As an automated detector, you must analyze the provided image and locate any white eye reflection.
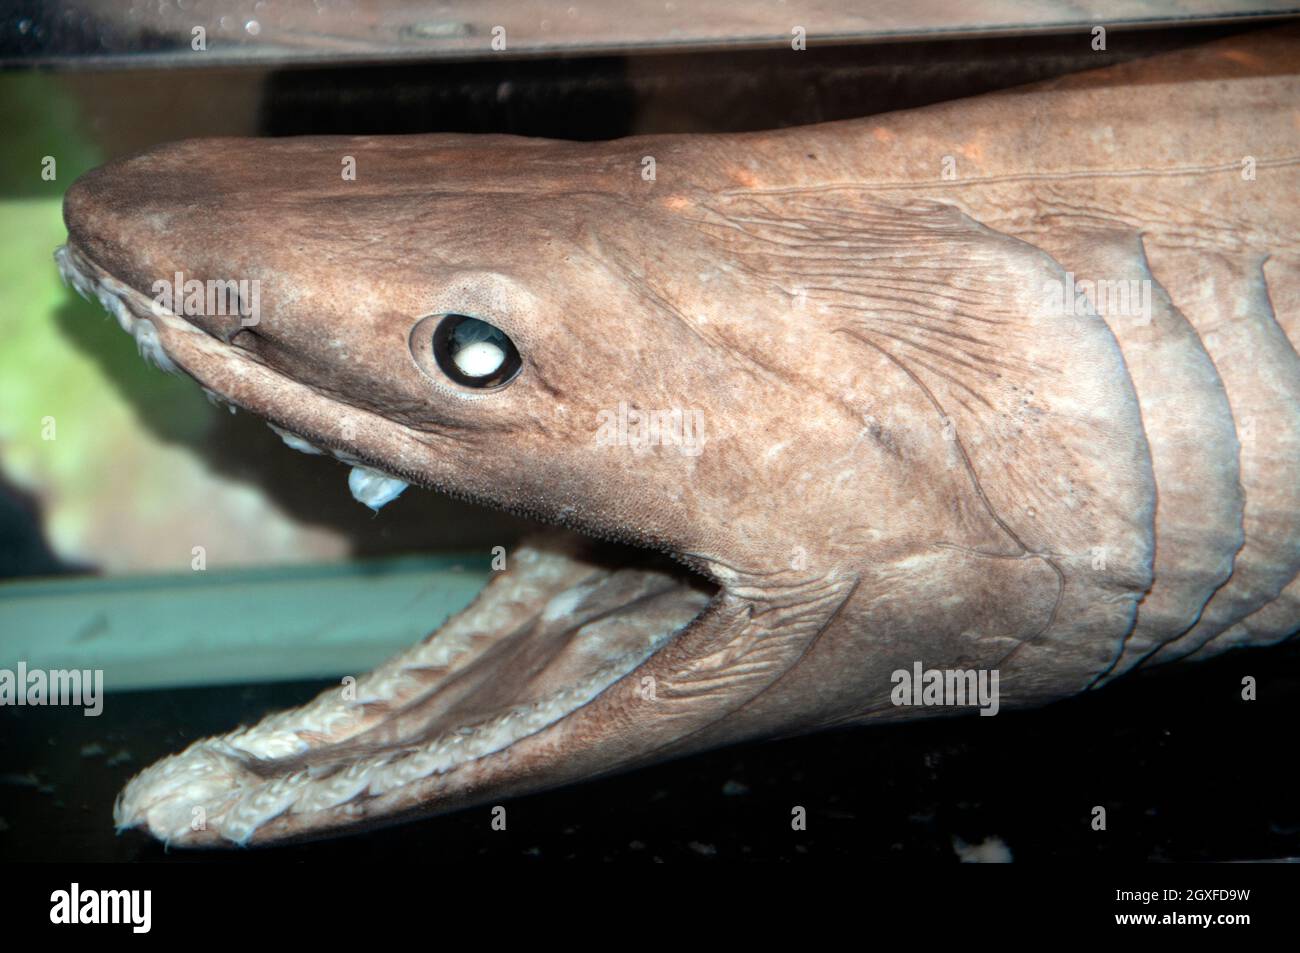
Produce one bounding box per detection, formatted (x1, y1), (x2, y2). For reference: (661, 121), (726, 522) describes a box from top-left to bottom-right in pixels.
(451, 319), (507, 377)
(453, 340), (505, 377)
(416, 313), (522, 389)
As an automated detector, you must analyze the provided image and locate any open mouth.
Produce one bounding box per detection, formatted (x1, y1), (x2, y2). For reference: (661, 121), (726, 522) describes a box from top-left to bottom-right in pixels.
(54, 242), (720, 847)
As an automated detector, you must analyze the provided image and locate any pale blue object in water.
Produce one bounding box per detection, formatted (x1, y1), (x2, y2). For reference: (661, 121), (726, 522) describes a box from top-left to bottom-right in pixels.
(0, 555), (490, 691)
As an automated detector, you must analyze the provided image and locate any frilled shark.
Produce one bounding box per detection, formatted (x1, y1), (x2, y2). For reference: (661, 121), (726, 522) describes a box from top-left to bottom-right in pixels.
(55, 26), (1300, 846)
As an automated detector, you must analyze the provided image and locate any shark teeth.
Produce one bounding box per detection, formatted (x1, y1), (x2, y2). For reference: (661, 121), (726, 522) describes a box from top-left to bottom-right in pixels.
(268, 423), (324, 456)
(56, 244), (179, 375)
(57, 244), (411, 513)
(54, 244), (94, 301)
(347, 466), (409, 511)
(127, 314), (178, 374)
(202, 387), (238, 414)
(268, 423), (408, 510)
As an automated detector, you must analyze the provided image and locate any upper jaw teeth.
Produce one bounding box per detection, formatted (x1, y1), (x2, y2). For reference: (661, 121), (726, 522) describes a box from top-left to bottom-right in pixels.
(202, 387), (238, 414)
(57, 244), (411, 513)
(347, 466), (409, 511)
(55, 244), (94, 300)
(268, 424), (409, 511)
(268, 423), (324, 456)
(55, 244), (179, 375)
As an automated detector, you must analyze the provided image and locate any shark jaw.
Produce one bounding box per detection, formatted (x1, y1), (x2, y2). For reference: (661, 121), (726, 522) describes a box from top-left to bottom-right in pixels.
(116, 538), (714, 847)
(55, 242), (721, 847)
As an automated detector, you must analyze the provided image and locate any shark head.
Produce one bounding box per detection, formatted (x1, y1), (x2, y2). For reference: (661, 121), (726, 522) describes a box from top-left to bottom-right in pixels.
(60, 134), (887, 563)
(58, 134), (890, 846)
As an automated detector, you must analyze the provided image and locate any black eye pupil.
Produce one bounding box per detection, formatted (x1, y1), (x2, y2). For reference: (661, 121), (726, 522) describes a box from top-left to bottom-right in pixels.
(431, 314), (521, 388)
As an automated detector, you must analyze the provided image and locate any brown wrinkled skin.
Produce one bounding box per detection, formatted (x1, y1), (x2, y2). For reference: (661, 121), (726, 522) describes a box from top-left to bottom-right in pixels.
(62, 27), (1299, 845)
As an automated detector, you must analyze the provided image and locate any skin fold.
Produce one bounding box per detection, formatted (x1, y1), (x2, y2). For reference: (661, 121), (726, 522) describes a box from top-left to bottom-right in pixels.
(55, 26), (1299, 846)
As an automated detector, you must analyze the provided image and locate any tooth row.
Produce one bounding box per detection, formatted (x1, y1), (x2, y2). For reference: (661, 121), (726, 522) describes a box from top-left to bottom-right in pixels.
(115, 620), (674, 846)
(238, 543), (599, 760)
(57, 245), (410, 511)
(268, 422), (409, 510)
(55, 245), (178, 374)
(202, 388), (238, 415)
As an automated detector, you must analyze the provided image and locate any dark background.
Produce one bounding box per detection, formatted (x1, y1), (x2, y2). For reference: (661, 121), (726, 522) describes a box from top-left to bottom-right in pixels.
(3, 639), (1297, 862)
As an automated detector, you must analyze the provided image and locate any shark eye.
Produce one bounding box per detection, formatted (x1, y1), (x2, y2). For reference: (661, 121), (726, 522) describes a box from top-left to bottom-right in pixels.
(421, 314), (522, 389)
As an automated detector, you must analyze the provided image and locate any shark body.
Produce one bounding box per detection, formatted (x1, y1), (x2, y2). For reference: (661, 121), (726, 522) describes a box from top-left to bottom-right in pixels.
(56, 27), (1300, 846)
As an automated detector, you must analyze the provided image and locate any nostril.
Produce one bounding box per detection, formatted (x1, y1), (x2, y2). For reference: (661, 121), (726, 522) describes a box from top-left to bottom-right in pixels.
(148, 270), (267, 347)
(223, 323), (263, 348)
(180, 311), (255, 346)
